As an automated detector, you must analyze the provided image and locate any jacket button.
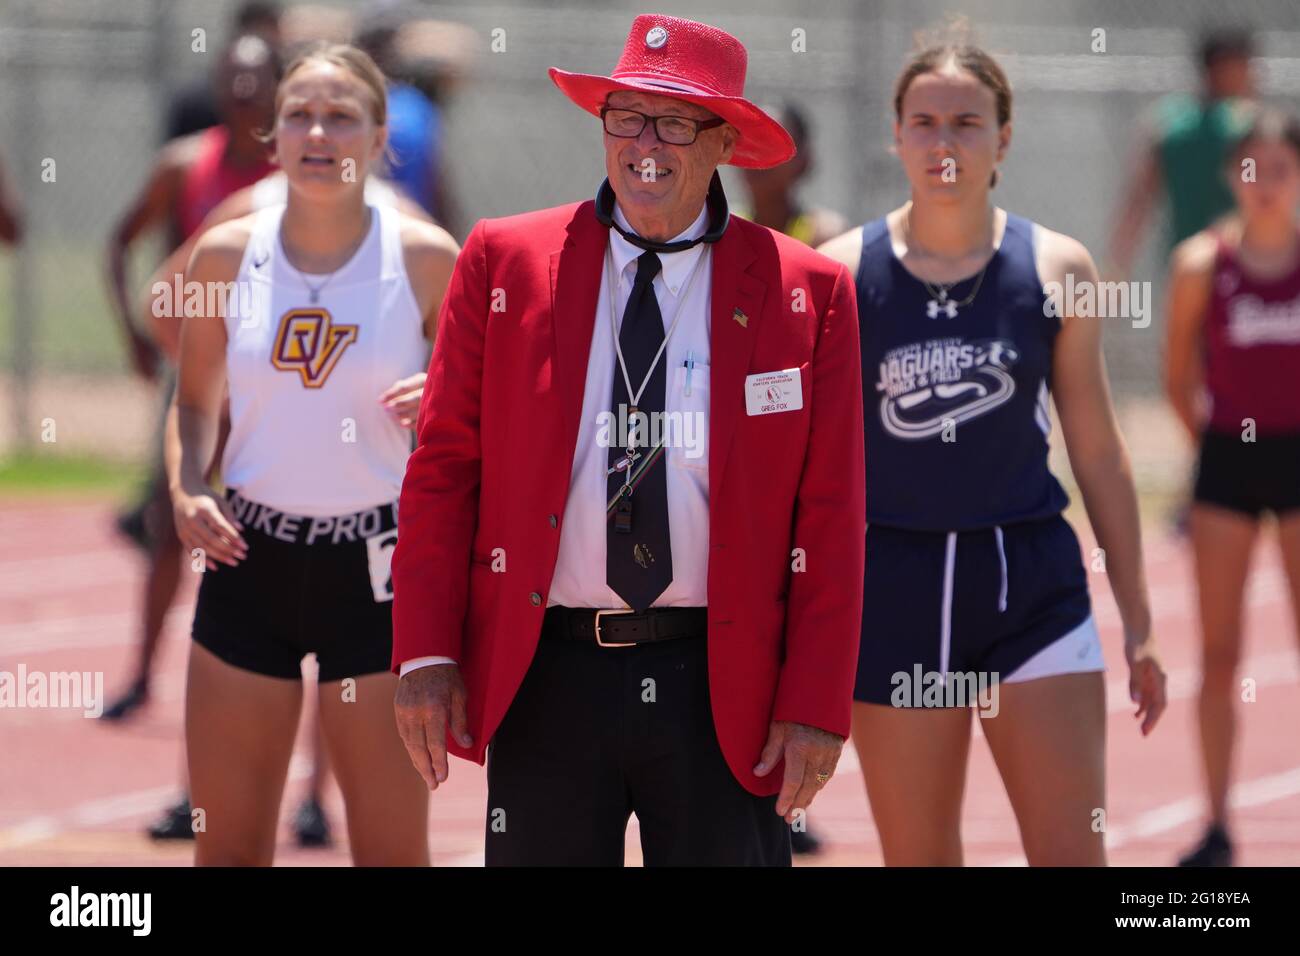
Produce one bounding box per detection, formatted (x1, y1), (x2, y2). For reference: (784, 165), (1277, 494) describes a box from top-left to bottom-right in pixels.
(548, 514), (557, 528)
(529, 592), (542, 606)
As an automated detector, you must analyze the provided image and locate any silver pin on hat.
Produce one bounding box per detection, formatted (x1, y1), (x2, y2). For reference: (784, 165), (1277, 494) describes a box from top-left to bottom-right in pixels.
(645, 26), (668, 49)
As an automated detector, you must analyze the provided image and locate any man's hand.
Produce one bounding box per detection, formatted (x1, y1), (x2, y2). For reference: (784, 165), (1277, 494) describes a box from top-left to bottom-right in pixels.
(753, 720), (844, 822)
(394, 663), (473, 791)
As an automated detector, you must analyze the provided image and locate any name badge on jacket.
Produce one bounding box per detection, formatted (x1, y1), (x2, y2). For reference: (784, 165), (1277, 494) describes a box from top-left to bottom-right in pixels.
(744, 368), (804, 416)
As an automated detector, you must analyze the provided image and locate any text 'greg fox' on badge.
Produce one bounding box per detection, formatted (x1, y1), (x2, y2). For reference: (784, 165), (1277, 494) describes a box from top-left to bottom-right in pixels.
(744, 368), (803, 416)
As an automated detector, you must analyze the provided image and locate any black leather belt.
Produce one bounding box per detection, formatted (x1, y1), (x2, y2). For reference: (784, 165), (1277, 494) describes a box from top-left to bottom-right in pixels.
(542, 606), (707, 647)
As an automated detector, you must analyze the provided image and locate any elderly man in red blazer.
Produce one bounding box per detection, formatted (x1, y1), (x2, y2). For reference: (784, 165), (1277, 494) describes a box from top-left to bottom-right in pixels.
(392, 14), (865, 866)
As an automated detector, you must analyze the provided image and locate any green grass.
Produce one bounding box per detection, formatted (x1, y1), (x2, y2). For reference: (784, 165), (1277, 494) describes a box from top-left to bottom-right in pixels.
(0, 452), (148, 499)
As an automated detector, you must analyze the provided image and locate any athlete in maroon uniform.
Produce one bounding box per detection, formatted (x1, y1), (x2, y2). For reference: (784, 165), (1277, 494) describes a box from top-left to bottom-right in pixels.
(1165, 108), (1300, 866)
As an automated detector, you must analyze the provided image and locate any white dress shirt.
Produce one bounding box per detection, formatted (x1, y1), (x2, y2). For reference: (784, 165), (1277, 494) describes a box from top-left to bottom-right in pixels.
(400, 201), (714, 677)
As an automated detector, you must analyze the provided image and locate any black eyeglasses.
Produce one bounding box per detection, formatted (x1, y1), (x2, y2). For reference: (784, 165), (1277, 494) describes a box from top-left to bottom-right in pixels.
(600, 106), (725, 146)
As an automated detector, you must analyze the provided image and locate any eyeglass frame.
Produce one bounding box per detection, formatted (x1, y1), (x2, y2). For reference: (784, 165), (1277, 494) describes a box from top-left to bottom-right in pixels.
(599, 105), (727, 146)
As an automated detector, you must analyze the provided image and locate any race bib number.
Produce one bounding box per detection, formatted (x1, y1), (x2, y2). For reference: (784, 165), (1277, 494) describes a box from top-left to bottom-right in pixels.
(365, 529), (398, 602)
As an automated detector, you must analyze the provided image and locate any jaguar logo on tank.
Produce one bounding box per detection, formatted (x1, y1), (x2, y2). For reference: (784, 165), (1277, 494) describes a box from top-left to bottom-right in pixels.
(270, 308), (359, 388)
(875, 336), (1020, 440)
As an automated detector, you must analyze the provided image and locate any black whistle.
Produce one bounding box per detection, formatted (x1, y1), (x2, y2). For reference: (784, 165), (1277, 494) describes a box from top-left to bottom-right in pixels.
(614, 496), (633, 534)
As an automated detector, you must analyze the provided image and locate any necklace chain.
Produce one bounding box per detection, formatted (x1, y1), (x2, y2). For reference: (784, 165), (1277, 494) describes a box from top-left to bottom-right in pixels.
(282, 207), (373, 305)
(904, 204), (994, 310)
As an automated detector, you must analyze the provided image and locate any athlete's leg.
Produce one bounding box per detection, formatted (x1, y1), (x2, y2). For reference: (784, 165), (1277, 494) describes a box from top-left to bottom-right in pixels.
(1278, 511), (1300, 654)
(1190, 503), (1258, 828)
(852, 702), (972, 865)
(186, 642), (302, 866)
(318, 671), (429, 866)
(136, 481), (182, 687)
(979, 671), (1107, 865)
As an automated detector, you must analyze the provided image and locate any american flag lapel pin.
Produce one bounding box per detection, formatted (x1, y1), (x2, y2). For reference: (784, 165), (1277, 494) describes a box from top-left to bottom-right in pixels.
(732, 307), (748, 328)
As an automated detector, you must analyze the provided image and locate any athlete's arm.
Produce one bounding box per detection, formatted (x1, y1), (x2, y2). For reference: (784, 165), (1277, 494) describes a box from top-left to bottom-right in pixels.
(377, 217), (460, 430)
(164, 218), (251, 571)
(401, 215), (459, 343)
(1163, 230), (1217, 447)
(1042, 229), (1166, 735)
(106, 136), (195, 379)
(142, 184), (258, 361)
(1104, 131), (1163, 280)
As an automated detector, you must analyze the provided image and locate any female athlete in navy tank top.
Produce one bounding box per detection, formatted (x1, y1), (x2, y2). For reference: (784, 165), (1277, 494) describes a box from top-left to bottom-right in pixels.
(819, 38), (1166, 866)
(1165, 108), (1300, 867)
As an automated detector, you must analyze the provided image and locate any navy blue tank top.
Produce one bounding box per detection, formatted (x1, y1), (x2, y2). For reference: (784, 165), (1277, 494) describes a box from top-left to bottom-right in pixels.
(855, 213), (1070, 531)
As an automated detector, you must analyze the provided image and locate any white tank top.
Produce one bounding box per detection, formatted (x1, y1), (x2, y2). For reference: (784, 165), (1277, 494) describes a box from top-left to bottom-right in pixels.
(222, 202), (426, 516)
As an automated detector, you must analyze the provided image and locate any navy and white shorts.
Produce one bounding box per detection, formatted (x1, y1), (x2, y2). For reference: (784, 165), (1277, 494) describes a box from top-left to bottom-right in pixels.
(853, 514), (1103, 706)
(191, 489), (399, 682)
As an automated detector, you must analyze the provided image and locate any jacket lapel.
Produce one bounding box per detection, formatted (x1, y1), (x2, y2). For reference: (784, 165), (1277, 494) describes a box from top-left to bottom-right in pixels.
(709, 224), (765, 496)
(549, 202), (607, 463)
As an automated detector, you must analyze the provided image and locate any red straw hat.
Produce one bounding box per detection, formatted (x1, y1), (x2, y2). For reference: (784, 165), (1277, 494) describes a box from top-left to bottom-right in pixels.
(548, 14), (796, 169)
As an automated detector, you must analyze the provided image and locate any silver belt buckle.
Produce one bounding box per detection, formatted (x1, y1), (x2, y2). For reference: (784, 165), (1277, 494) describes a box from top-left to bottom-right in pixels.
(593, 608), (636, 647)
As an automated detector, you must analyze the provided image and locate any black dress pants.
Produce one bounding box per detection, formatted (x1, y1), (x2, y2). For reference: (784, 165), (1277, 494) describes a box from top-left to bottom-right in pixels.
(484, 630), (791, 866)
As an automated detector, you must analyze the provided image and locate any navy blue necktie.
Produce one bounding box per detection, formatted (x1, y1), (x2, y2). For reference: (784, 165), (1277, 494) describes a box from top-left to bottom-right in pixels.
(606, 251), (674, 610)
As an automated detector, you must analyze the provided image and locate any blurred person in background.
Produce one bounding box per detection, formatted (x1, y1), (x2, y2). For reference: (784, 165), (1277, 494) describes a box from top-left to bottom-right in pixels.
(104, 34), (280, 719)
(1106, 27), (1257, 279)
(102, 33), (280, 842)
(739, 102), (846, 251)
(164, 1), (284, 142)
(1106, 26), (1257, 536)
(355, 4), (453, 228)
(1163, 109), (1300, 867)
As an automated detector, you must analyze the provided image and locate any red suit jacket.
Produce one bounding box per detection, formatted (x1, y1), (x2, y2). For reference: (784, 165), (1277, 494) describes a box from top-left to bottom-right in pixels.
(391, 198), (865, 796)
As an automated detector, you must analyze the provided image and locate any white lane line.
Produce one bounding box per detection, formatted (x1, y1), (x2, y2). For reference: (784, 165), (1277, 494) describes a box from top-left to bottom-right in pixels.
(0, 755), (312, 854)
(988, 765), (1300, 866)
(0, 605), (195, 654)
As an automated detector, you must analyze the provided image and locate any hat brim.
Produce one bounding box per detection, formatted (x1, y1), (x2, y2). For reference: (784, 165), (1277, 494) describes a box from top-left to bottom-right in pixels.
(548, 67), (796, 170)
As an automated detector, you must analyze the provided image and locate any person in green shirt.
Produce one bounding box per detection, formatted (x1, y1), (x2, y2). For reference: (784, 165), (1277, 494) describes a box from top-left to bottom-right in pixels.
(1106, 28), (1256, 277)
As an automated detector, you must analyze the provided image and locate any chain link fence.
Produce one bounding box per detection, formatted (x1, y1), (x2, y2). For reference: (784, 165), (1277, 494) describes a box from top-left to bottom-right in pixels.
(2, 0), (1299, 481)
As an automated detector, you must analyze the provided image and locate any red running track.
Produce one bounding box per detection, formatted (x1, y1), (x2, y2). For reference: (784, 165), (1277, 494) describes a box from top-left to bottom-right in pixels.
(1, 498), (1297, 866)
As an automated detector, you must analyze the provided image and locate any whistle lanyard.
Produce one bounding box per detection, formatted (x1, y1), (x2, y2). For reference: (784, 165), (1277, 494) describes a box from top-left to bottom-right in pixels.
(604, 239), (711, 422)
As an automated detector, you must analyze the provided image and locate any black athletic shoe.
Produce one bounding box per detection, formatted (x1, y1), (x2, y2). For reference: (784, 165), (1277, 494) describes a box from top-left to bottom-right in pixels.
(114, 504), (152, 552)
(1177, 825), (1233, 867)
(147, 796), (195, 841)
(790, 822), (823, 856)
(293, 796), (333, 848)
(101, 680), (149, 722)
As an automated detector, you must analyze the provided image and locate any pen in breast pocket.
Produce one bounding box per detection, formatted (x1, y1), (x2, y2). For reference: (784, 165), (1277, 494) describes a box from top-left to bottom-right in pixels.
(684, 350), (695, 396)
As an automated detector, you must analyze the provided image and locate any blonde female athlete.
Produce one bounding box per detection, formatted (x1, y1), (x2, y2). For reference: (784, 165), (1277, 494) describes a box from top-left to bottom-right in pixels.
(166, 43), (457, 865)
